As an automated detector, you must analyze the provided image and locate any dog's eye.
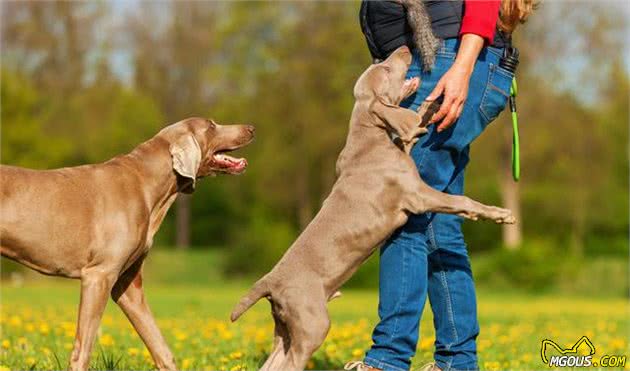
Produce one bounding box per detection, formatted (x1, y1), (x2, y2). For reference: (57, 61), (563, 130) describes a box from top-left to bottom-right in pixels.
(382, 65), (391, 73)
(206, 120), (217, 129)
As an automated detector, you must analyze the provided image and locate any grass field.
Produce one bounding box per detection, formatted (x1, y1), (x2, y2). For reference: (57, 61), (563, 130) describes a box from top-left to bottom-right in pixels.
(1, 280), (628, 371)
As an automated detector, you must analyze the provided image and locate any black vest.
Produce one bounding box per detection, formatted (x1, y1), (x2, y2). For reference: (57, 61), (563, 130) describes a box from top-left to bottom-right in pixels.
(360, 0), (510, 61)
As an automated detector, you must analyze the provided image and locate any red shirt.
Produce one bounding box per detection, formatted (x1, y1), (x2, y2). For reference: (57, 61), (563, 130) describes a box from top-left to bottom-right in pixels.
(460, 0), (501, 44)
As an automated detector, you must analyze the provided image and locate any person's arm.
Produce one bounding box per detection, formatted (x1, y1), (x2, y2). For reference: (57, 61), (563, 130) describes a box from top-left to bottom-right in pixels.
(426, 0), (501, 132)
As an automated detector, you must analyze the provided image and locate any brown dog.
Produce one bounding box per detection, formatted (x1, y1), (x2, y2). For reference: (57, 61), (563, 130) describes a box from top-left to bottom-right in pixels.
(0, 118), (254, 371)
(231, 46), (514, 371)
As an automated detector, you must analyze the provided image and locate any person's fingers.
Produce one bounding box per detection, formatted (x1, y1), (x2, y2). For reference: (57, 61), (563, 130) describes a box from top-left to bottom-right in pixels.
(438, 99), (463, 132)
(430, 94), (455, 124)
(425, 80), (445, 102)
(429, 93), (457, 124)
(456, 104), (464, 120)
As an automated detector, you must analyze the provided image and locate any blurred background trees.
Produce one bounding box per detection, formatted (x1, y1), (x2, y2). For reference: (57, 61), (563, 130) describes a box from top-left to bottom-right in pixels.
(1, 1), (627, 292)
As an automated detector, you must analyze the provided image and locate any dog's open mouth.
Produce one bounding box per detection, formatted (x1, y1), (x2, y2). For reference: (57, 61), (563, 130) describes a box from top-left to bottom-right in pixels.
(211, 151), (248, 174)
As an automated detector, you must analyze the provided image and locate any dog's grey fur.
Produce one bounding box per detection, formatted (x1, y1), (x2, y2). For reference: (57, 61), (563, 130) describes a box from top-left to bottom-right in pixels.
(1, 118), (254, 371)
(230, 46), (514, 371)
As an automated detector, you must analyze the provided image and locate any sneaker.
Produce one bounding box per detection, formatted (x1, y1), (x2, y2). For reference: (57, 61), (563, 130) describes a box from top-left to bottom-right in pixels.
(344, 361), (383, 371)
(416, 363), (442, 371)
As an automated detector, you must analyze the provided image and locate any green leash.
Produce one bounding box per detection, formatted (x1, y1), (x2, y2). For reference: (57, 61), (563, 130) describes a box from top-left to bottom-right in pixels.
(509, 77), (520, 181)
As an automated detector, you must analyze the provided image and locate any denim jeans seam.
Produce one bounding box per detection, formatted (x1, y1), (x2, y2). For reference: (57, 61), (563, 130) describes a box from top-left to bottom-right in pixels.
(434, 251), (459, 348)
(478, 64), (495, 123)
(387, 242), (409, 345)
(364, 356), (408, 371)
(426, 223), (438, 253)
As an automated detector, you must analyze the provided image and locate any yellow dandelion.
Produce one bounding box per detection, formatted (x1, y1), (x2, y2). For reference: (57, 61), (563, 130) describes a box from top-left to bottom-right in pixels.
(9, 316), (22, 327)
(39, 323), (50, 335)
(98, 334), (114, 347)
(610, 337), (626, 350)
(174, 331), (188, 341)
(230, 351), (243, 360)
(26, 357), (36, 366)
(1, 340), (10, 349)
(0, 366), (10, 371)
(255, 329), (267, 343)
(181, 358), (193, 369)
(127, 347), (140, 356)
(220, 330), (234, 340)
(483, 361), (501, 371)
(352, 348), (364, 357)
(325, 343), (337, 357)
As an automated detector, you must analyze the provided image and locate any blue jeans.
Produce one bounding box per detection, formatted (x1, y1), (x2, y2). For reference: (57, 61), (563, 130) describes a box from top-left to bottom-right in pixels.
(364, 39), (513, 371)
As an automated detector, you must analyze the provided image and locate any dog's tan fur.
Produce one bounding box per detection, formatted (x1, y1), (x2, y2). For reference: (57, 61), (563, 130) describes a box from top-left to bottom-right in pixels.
(231, 46), (514, 371)
(0, 118), (254, 371)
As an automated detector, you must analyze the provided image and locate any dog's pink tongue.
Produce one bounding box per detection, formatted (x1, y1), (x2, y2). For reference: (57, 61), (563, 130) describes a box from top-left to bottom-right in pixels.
(233, 158), (247, 172)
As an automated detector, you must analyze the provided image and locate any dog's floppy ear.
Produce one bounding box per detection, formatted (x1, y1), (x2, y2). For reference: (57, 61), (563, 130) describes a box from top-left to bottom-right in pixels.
(371, 98), (426, 141)
(170, 134), (201, 194)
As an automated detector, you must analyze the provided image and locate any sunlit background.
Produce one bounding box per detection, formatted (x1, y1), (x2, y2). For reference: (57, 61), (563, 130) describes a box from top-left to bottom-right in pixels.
(1, 1), (628, 370)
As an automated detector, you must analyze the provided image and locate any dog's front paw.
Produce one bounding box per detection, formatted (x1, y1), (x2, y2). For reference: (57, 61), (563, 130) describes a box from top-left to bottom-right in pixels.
(417, 101), (440, 126)
(486, 207), (515, 224)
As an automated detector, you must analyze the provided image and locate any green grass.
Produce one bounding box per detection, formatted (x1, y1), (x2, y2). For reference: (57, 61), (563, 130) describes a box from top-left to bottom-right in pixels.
(1, 280), (628, 370)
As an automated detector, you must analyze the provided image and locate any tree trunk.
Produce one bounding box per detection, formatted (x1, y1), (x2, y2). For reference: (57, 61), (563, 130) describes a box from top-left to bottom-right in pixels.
(500, 125), (522, 249)
(175, 195), (191, 249)
(569, 189), (586, 256)
(501, 174), (522, 249)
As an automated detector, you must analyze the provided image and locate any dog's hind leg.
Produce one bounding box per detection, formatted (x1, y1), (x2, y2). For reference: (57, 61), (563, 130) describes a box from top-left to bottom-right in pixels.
(280, 293), (331, 371)
(260, 300), (291, 371)
(69, 268), (119, 371)
(111, 256), (177, 371)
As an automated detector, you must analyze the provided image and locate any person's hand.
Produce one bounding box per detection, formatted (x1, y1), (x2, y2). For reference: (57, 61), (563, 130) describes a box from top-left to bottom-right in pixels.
(425, 33), (485, 132)
(425, 63), (473, 132)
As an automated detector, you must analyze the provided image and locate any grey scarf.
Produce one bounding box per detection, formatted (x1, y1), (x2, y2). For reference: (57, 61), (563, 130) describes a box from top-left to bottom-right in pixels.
(401, 0), (441, 71)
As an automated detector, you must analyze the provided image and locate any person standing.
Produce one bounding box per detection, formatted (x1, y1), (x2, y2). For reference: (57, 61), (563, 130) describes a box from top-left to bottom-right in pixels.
(346, 1), (534, 371)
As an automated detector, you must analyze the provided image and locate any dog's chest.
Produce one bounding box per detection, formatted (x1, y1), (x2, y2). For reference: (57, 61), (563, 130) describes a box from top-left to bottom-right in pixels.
(145, 193), (178, 249)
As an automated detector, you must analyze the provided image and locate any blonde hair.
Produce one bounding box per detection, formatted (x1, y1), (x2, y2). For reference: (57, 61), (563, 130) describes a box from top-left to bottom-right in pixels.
(498, 0), (538, 33)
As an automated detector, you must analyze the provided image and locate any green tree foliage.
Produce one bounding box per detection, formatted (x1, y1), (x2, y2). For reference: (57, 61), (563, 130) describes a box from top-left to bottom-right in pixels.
(1, 1), (627, 279)
(1, 70), (72, 168)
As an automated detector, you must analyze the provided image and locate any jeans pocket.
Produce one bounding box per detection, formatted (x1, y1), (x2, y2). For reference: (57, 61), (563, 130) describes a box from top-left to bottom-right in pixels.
(479, 64), (512, 123)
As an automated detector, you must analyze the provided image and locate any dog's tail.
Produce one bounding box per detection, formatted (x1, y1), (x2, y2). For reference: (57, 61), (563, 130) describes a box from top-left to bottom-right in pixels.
(230, 278), (270, 322)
